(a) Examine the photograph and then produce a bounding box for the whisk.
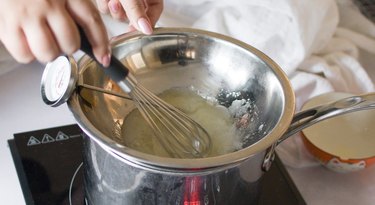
[78,28,211,158]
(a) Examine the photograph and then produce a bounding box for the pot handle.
[277,92,375,144]
[262,92,375,172]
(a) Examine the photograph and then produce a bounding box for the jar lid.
[40,56,78,107]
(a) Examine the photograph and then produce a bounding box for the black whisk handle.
[77,25,129,83]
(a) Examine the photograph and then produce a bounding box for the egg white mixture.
[121,88,242,157]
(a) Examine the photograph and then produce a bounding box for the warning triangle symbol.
[55,131,69,141]
[27,136,41,146]
[42,134,55,144]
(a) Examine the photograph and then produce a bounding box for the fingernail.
[110,1,119,13]
[102,53,111,67]
[137,18,153,35]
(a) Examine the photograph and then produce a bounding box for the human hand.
[95,0,163,34]
[0,0,111,66]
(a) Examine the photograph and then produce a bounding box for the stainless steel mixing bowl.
[68,27,295,204]
[69,27,295,167]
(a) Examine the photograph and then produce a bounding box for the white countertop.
[1,61,375,205]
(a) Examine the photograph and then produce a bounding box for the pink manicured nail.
[102,54,111,67]
[137,18,153,35]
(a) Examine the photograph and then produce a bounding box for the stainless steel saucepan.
[53,28,375,205]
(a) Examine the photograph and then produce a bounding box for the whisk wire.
[131,92,179,156]
[130,88,179,156]
[140,87,201,146]
[130,84,211,158]
[132,90,191,157]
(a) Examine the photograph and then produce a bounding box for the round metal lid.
[41,56,78,107]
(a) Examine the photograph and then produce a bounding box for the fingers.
[0,15,60,64]
[0,26,34,64]
[0,0,162,65]
[119,0,153,34]
[22,20,60,63]
[96,0,163,34]
[0,0,110,65]
[108,0,127,21]
[47,9,80,57]
[67,0,111,66]
[144,0,163,27]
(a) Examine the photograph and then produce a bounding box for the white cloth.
[159,0,339,75]
[158,0,375,168]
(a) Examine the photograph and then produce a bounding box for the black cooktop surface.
[8,124,305,205]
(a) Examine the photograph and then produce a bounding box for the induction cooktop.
[8,124,305,205]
